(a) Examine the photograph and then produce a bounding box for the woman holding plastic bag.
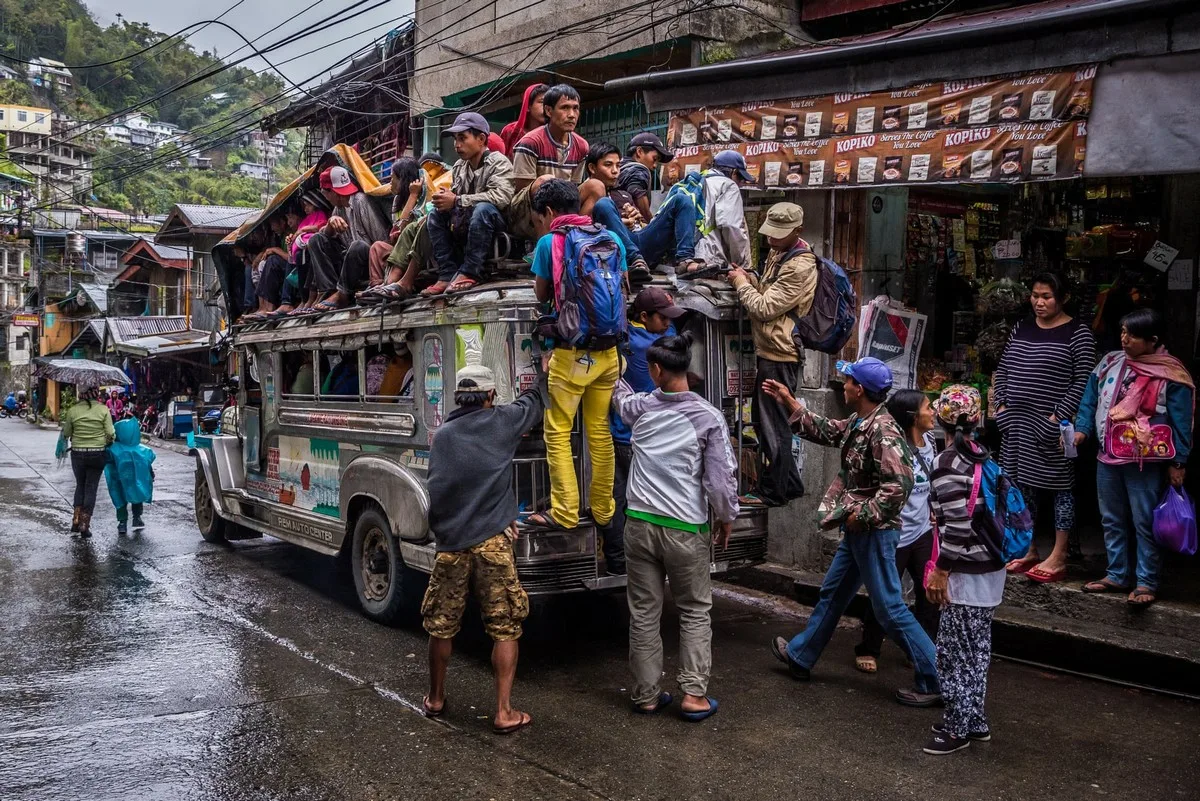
[1073,308,1194,608]
[106,416,156,535]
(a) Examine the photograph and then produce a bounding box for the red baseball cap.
[319,165,359,196]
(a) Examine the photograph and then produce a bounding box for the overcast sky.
[82,0,412,87]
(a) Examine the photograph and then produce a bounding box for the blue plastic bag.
[1153,487,1198,556]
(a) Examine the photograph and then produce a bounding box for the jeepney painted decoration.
[422,334,444,431]
[275,434,341,517]
[263,370,276,425]
[516,333,537,394]
[456,323,518,403]
[242,407,261,468]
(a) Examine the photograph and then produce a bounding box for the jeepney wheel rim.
[195,473,214,531]
[361,525,392,602]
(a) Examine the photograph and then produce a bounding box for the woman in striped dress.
[993,273,1096,583]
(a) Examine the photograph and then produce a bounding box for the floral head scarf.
[934,384,982,427]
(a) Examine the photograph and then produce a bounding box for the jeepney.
[191,276,770,623]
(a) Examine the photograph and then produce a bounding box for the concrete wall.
[411,0,798,113]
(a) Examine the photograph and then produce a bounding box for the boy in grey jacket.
[422,362,547,735]
[612,332,739,722]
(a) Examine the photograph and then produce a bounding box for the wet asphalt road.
[0,423,1197,801]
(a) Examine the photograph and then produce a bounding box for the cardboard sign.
[1145,240,1180,272]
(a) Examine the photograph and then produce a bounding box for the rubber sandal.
[1026,566,1066,584]
[1006,558,1038,575]
[420,281,450,297]
[1127,587,1156,608]
[770,636,810,680]
[312,300,340,313]
[422,696,446,718]
[493,711,532,735]
[854,655,878,674]
[632,692,673,715]
[519,512,556,531]
[445,276,480,294]
[1082,579,1129,594]
[679,697,719,722]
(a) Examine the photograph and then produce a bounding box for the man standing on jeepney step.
[507,84,590,244]
[763,358,942,707]
[725,202,817,507]
[422,362,548,735]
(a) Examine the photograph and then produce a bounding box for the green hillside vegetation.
[0,0,306,213]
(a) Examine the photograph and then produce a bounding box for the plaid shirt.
[789,403,914,532]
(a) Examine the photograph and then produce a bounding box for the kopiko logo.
[834,92,870,104]
[943,78,990,94]
[675,145,700,158]
[835,135,876,154]
[1075,65,1097,81]
[745,141,781,156]
[741,101,772,112]
[1076,121,1087,137]
[944,128,992,148]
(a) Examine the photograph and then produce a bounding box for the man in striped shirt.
[507,84,590,241]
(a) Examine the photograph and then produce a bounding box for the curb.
[143,435,192,457]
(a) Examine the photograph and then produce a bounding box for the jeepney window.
[364,341,415,402]
[422,334,444,429]
[280,351,316,400]
[317,350,361,401]
[454,322,518,404]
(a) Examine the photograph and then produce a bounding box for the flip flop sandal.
[420,281,450,297]
[1082,579,1129,594]
[680,697,719,722]
[312,300,341,313]
[519,512,557,531]
[493,711,533,735]
[1026,566,1066,584]
[445,277,480,294]
[1006,558,1039,575]
[422,696,446,718]
[854,656,878,674]
[680,264,725,281]
[632,692,673,715]
[1127,588,1157,608]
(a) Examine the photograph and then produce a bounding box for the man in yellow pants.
[527,179,628,530]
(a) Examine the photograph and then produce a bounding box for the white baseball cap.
[319,165,358,196]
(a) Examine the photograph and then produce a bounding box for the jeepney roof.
[231,276,747,349]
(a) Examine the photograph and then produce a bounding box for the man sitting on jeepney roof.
[306,165,391,312]
[422,363,548,734]
[420,113,515,298]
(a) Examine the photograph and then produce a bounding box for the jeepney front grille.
[715,533,768,567]
[516,555,597,595]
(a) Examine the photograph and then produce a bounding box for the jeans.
[544,346,619,529]
[427,202,505,281]
[242,264,256,312]
[626,518,713,704]
[71,449,107,514]
[1097,461,1165,591]
[590,193,698,267]
[786,529,940,694]
[753,358,804,506]
[856,529,939,658]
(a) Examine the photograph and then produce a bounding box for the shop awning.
[113,329,212,359]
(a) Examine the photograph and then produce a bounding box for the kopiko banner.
[663,64,1097,189]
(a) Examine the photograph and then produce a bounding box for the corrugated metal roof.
[171,205,262,230]
[139,237,190,263]
[107,316,189,344]
[79,283,107,313]
[112,328,211,358]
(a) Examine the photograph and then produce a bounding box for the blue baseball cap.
[836,357,893,394]
[713,150,753,182]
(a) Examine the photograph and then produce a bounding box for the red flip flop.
[1006,558,1038,575]
[1026,566,1066,584]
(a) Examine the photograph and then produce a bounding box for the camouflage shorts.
[421,533,530,641]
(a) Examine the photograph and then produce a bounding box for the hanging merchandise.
[856,296,927,390]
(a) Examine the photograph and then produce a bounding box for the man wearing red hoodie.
[499,83,548,157]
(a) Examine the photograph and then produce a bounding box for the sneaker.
[896,688,943,707]
[923,732,971,755]
[117,521,127,536]
[132,516,145,531]
[770,636,811,681]
[931,723,991,742]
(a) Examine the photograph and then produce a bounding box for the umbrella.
[34,358,131,389]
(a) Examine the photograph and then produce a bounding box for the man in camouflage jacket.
[762,358,941,706]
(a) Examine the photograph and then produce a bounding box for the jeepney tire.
[195,468,228,544]
[350,506,420,626]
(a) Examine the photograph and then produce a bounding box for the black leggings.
[856,529,940,659]
[71,450,107,514]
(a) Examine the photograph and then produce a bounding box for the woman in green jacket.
[57,386,115,537]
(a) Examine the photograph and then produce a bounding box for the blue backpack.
[783,243,857,355]
[969,458,1034,563]
[551,223,627,349]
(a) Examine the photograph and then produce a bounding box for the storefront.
[606,0,1200,591]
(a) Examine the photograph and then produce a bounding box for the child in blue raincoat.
[106,417,155,534]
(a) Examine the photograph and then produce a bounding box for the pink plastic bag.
[1153,487,1197,556]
